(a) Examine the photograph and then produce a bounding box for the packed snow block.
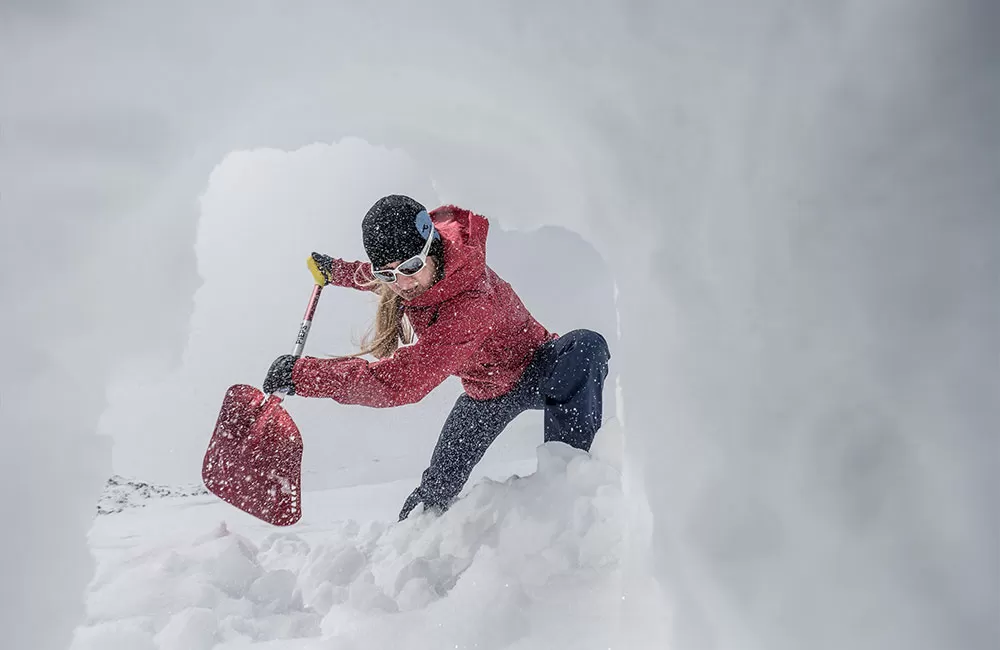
[298,543,368,614]
[357,520,388,548]
[349,569,399,613]
[78,519,326,647]
[247,569,299,614]
[368,538,469,606]
[302,544,366,589]
[173,575,231,615]
[154,607,217,650]
[417,547,533,649]
[535,440,580,477]
[259,611,323,640]
[70,616,157,650]
[588,416,624,472]
[216,614,256,644]
[389,555,433,596]
[327,545,368,585]
[396,577,436,611]
[496,509,559,557]
[566,450,621,493]
[85,548,226,625]
[256,533,312,574]
[200,535,263,599]
[319,603,372,639]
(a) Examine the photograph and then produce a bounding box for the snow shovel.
[202,281,324,526]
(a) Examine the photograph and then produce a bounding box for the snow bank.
[73,443,627,650]
[73,522,319,650]
[97,475,209,515]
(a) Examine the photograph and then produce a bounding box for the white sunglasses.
[370,215,438,283]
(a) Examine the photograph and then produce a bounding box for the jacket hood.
[404,205,488,308]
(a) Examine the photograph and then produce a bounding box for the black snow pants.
[398,328,611,520]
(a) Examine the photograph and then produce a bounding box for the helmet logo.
[414,210,438,241]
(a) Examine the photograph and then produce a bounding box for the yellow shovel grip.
[306,256,327,286]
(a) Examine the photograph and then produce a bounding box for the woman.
[263,195,611,520]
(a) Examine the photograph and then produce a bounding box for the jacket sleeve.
[329,258,379,292]
[291,294,492,407]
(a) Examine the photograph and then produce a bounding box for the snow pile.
[73,522,320,650]
[97,475,209,515]
[72,443,626,650]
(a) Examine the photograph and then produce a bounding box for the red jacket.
[292,205,555,407]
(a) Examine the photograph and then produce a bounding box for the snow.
[97,475,209,515]
[2,3,997,650]
[74,442,631,650]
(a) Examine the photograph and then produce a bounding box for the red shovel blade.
[202,384,304,526]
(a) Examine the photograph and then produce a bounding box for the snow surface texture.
[97,476,209,515]
[2,2,997,650]
[74,443,629,650]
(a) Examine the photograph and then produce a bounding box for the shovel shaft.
[292,283,324,357]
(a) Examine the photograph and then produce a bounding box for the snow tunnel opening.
[98,136,624,499]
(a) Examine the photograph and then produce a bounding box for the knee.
[564,329,611,364]
[548,330,610,393]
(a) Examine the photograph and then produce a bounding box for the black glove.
[310,252,335,285]
[263,354,298,395]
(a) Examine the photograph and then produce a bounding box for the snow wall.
[1,2,997,650]
[98,141,620,491]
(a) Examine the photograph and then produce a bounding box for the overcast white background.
[1,2,997,650]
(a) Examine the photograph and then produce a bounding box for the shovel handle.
[292,283,323,357]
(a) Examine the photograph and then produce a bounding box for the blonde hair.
[346,266,414,360]
[342,245,444,360]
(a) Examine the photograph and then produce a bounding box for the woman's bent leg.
[398,388,535,520]
[539,329,611,451]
